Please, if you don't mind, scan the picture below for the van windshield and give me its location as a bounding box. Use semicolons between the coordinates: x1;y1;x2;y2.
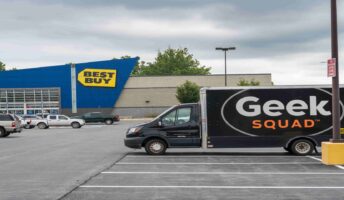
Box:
152;106;177;121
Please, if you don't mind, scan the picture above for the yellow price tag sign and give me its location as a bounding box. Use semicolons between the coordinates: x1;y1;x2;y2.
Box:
78;68;117;88
340;128;344;135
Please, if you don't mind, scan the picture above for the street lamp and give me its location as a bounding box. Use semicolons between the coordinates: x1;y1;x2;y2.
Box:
215;47;236;86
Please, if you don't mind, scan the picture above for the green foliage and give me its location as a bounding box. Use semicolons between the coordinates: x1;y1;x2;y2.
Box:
237;79;260;86
131;60;146;75
0;61;5;71
176;81;201;103
0;61;17;71
113;55;142;76
132;48;211;76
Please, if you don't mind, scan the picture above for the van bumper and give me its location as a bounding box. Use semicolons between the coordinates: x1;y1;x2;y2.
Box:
124;137;143;149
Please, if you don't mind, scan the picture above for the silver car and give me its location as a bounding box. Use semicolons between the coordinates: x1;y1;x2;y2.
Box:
46;115;85;128
0;114;22;137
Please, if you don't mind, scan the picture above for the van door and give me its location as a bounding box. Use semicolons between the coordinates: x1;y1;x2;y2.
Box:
160;106;199;147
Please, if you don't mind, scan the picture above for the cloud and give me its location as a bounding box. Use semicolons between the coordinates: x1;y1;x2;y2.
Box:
0;0;343;85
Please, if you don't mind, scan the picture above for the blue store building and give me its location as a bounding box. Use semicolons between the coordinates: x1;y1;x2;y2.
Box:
0;58;138;115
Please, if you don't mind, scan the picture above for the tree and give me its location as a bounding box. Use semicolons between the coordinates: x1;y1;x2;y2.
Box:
113;55;143;76
237;79;260;86
131;60;146;75
0;61;5;71
133;48;211;76
176;81;201;103
0;61;17;71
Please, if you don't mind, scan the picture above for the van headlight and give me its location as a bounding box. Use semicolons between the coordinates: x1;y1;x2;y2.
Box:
127;127;142;135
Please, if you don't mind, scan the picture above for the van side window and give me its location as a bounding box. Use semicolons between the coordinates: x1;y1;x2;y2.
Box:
161;107;192;126
161;110;176;126
176;108;191;125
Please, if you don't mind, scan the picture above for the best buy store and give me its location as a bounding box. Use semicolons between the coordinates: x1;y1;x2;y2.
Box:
0;57;272;117
0;58;138;115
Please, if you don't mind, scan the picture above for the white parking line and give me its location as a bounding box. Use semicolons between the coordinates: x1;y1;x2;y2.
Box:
307;156;323;162
125;155;308;158
117;162;320;165
101;171;344;175
307;156;344;170
80;185;344;189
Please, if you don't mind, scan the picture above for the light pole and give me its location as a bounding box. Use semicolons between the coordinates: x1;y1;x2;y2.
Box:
321;0;343;165
330;0;342;142
215;47;236;86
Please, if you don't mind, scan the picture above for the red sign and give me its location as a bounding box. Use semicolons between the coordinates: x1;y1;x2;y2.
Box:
327;58;336;77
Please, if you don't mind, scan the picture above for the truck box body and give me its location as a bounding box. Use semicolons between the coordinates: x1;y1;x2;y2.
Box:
200;86;344;149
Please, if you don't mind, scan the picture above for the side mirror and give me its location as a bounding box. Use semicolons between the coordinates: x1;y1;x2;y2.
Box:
158;121;162;127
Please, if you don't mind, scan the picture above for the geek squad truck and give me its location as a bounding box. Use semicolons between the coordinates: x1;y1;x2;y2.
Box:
124;86;344;155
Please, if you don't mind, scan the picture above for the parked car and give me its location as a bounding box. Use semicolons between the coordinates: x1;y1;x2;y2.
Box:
16;115;34;129
36;113;49;119
73;112;119;125
47;115;85;128
22;115;49;129
0;114;22;137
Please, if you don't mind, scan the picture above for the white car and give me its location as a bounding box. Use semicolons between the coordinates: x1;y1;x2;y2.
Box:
46;115;85;128
16;115;37;129
22;115;49;129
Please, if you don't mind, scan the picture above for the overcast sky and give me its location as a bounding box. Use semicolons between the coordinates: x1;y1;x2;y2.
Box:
0;0;343;85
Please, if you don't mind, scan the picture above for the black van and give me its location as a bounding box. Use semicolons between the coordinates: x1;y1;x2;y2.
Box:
124;86;344;155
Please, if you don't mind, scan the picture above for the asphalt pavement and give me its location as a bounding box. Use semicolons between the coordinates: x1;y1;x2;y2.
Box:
1;121;344;200
0;121;138;200
64;153;344;200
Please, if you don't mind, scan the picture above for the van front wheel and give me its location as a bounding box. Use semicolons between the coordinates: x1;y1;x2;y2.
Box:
145;139;167;155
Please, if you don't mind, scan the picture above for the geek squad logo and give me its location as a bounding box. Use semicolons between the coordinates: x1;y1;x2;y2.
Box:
78;68;117;88
221;88;344;137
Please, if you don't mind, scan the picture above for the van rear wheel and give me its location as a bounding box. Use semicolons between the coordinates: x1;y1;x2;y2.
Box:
145;139;167;155
290;139;314;155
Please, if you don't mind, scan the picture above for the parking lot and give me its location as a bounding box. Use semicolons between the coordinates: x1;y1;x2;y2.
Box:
64;152;344;200
1;121;344;200
0;122;131;200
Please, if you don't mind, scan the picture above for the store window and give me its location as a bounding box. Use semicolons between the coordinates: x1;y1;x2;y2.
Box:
0;88;60;115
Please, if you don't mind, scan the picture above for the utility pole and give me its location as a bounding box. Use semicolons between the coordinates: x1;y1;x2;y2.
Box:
215;47;236;86
330;0;342;142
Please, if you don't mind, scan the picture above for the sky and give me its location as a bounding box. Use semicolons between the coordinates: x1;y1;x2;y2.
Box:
0;0;343;85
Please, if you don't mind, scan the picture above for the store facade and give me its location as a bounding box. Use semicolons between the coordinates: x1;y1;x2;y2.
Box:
0;58;138;115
